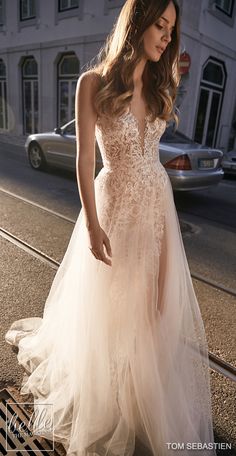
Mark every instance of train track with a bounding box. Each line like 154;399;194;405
0;186;235;297
1;187;236;383
0;186;75;224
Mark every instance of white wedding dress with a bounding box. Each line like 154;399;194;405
5;106;216;455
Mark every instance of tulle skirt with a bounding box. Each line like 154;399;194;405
5;168;216;455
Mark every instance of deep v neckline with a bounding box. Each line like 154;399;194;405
126;105;151;157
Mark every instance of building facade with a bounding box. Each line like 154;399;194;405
0;0;235;152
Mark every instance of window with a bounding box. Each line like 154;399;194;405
214;0;234;16
22;57;38;134
0;0;3;25
58;0;79;12
202;61;225;87
209;0;235;25
194;58;226;147
0;0;5;26
0;59;8;130
64;121;75;135
57;53;79;126
56;0;82;22
20;0;36;21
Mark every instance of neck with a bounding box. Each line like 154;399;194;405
132;58;147;89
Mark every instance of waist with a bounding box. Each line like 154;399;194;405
100;160;165;175
95;162;168;187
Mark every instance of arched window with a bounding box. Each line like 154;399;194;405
22;56;38;134
202;60;225;87
0;58;8;130
194;58;226;147
57;53;79;126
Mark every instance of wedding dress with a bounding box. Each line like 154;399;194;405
5;106;217;455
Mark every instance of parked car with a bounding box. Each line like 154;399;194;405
221;149;236;175
26;120;102;175
159;126;224;191
25;119;224;191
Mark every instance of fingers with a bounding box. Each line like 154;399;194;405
89;247;99;259
88;229;112;266
103;234;112;259
100;251;112;266
89;247;112;266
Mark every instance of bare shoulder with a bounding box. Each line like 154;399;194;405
76;71;102;116
77;70;102;93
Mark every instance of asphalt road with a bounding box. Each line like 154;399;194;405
0;141;235;454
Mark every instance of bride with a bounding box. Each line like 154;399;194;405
5;0;217;454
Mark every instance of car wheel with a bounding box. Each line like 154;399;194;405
28;143;46;170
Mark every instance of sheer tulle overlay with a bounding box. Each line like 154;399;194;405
5;110;216;455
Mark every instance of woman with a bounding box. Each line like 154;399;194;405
5;0;217;455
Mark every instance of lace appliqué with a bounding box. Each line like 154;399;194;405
95;112;168;259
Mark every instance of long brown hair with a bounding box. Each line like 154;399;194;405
87;0;181;126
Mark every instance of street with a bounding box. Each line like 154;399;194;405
0;141;236;454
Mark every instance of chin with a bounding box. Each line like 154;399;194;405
144;50;161;62
149;55;161;62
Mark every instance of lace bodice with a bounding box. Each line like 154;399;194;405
95;110;167;177
94;110;169;259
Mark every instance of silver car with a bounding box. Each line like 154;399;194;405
160;126;224;191
26;119;224;191
222;150;236;175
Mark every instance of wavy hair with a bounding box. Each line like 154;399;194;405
87;0;181;126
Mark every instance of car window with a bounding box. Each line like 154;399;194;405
64;122;75;136
161;127;195;144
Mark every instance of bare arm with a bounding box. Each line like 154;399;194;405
75;71;100;231
75;71;112;266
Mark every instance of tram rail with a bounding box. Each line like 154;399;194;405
1;225;235;384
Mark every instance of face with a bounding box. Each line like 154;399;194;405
142;1;176;62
